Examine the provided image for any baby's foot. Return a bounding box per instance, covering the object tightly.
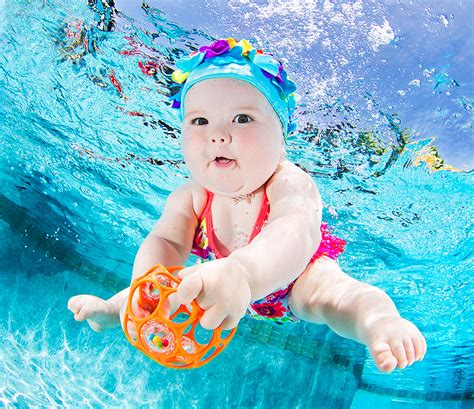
[365,316,427,373]
[67,295,120,332]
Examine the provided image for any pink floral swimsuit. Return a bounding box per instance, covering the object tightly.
[191,187,347,325]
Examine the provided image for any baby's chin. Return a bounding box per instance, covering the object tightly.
[205,183,252,198]
[199,178,263,198]
[190,162,277,197]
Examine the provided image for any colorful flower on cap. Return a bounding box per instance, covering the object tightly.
[170,38,298,137]
[199,39,230,58]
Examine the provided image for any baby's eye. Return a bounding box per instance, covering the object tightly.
[191,117,208,125]
[233,114,253,124]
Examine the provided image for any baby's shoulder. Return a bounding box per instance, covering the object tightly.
[187,180,208,220]
[266,160,320,205]
[167,179,206,221]
[267,160,315,189]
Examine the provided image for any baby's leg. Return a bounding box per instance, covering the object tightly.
[288,256,427,373]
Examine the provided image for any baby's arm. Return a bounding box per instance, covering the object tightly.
[68,181,198,331]
[175,161,321,330]
[131,180,199,281]
[229,161,322,300]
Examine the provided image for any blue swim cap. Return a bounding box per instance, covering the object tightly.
[170,38,297,140]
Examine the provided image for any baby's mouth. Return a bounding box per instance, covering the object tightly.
[213,156,236,168]
[215,156,234,164]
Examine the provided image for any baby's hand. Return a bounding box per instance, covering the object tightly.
[68,290,151,333]
[176,259,251,330]
[68,294,120,332]
[364,316,427,373]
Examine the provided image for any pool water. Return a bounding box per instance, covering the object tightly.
[1,0,473,407]
[1,215,367,408]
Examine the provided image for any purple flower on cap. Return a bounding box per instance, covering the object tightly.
[199,39,230,59]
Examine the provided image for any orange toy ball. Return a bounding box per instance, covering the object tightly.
[123,264,237,369]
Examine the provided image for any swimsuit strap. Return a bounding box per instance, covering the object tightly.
[248,188,270,241]
[201,187,270,259]
[197,188,214,221]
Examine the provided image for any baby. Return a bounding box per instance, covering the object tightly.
[68,38,426,373]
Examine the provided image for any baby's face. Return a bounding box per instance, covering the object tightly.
[181,78,283,197]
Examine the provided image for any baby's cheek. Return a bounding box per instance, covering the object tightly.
[181,135,199,160]
[236,133,261,154]
[182,139,208,179]
[245,136,280,165]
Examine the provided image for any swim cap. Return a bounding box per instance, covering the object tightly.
[170,38,297,140]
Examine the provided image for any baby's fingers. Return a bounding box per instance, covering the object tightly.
[67,295,85,314]
[200,304,225,330]
[176,273,203,305]
[72,302,94,321]
[221,315,240,331]
[177,265,198,280]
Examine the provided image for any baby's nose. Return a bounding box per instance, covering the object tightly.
[209,132,231,144]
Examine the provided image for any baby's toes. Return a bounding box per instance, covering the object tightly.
[378,353,398,373]
[404,338,416,365]
[413,333,427,361]
[370,342,397,373]
[390,340,409,369]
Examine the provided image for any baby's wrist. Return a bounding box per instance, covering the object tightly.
[228,258,252,297]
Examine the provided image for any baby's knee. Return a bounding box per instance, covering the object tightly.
[289,288,326,324]
[288,266,324,323]
[289,257,343,323]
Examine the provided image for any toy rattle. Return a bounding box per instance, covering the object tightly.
[123,264,237,369]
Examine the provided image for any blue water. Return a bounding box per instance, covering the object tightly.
[1,0,473,407]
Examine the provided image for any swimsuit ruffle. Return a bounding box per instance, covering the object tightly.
[310,222,347,262]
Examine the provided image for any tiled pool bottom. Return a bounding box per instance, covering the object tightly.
[351,391,473,408]
[1,195,473,408]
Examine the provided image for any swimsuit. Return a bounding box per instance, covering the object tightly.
[190,187,347,325]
